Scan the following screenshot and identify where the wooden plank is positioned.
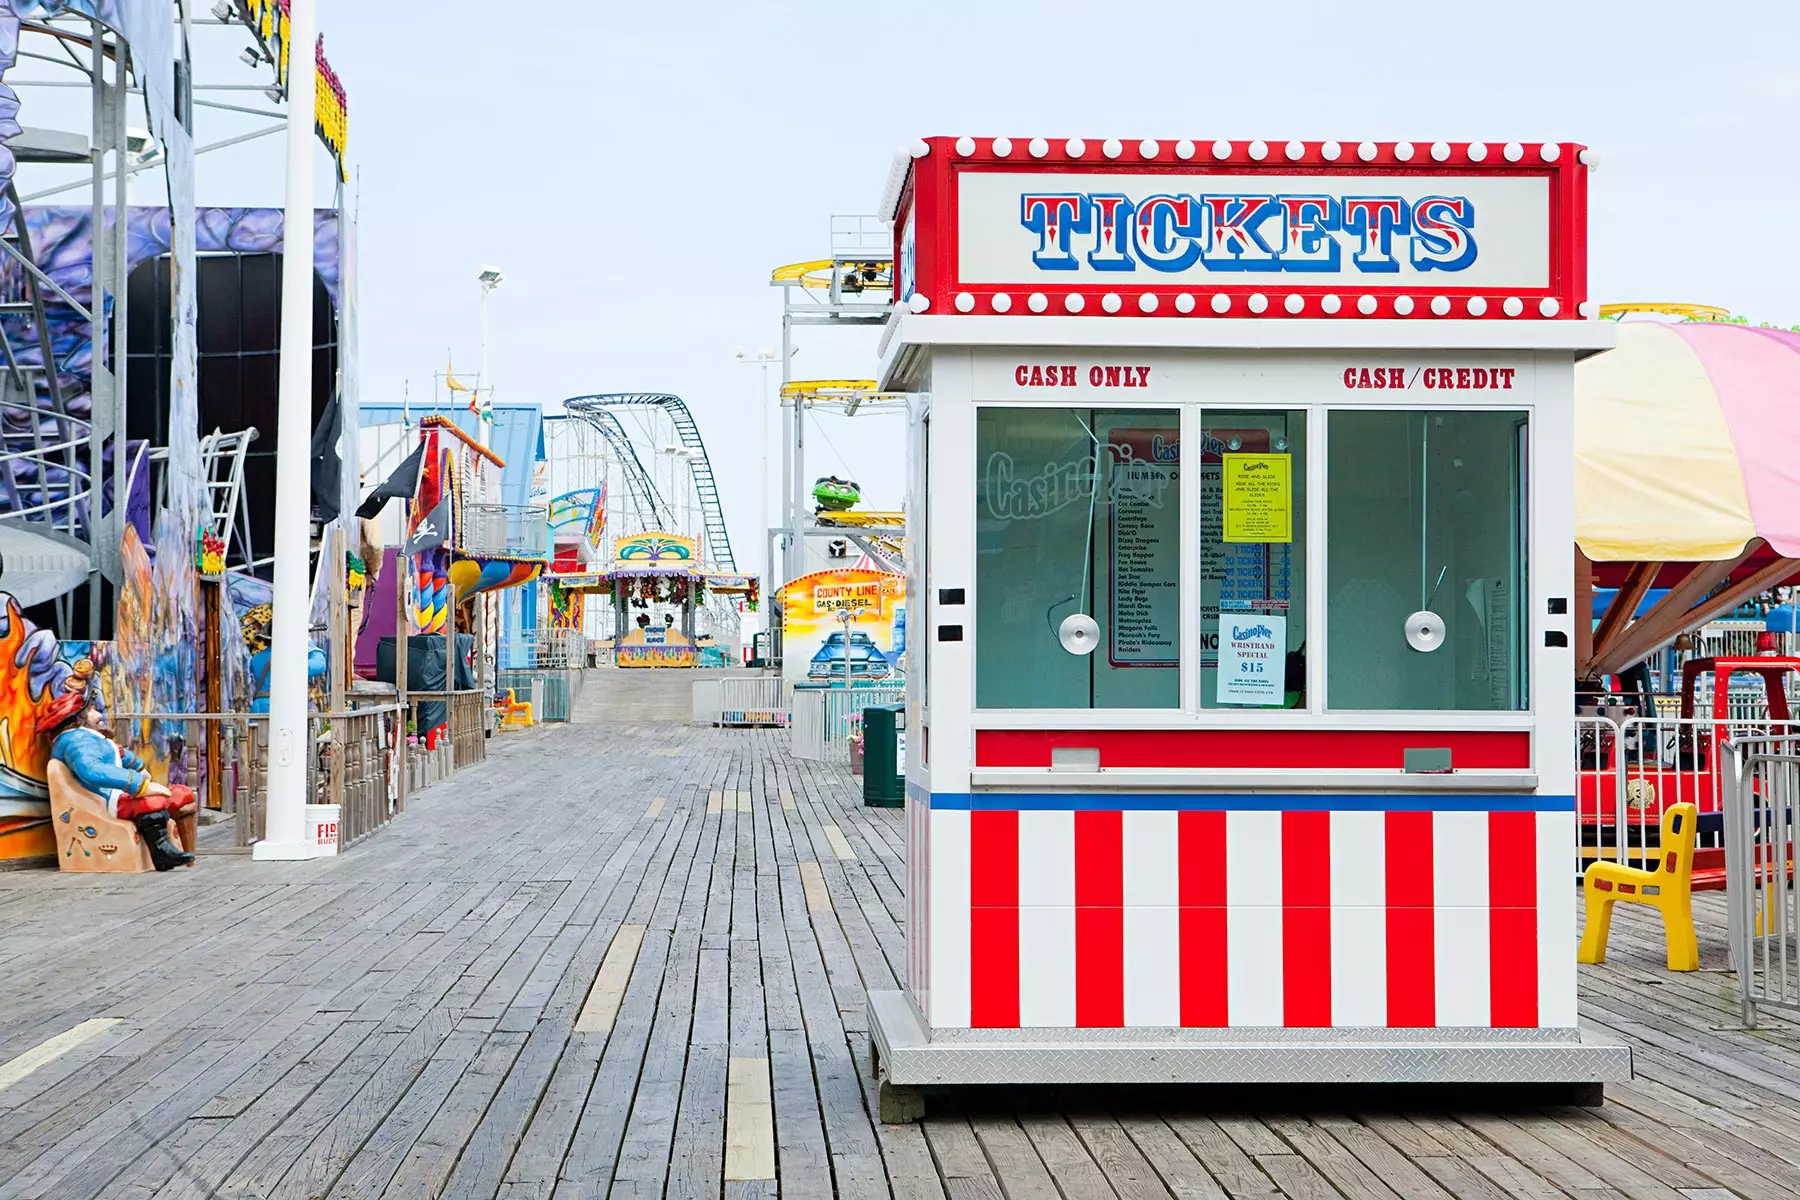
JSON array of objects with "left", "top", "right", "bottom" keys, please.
[
  {"left": 1120, "top": 1116, "right": 1230, "bottom": 1200},
  {"left": 1168, "top": 1116, "right": 1280, "bottom": 1197},
  {"left": 572, "top": 924, "right": 646, "bottom": 1034},
  {"left": 643, "top": 797, "right": 665, "bottom": 819},
  {"left": 1257, "top": 1153, "right": 1354, "bottom": 1200},
  {"left": 970, "top": 1118, "right": 1062, "bottom": 1200},
  {"left": 799, "top": 861, "right": 833, "bottom": 914},
  {"left": 1069, "top": 1114, "right": 1178, "bottom": 1197},
  {"left": 1313, "top": 1119, "right": 1456, "bottom": 1200},
  {"left": 725, "top": 1056, "right": 777, "bottom": 1181},
  {"left": 0, "top": 1019, "right": 122, "bottom": 1092},
  {"left": 1021, "top": 1115, "right": 1118, "bottom": 1200},
  {"left": 708, "top": 789, "right": 723, "bottom": 814},
  {"left": 821, "top": 822, "right": 856, "bottom": 859}
]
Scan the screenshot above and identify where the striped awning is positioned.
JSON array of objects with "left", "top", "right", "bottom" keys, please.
[{"left": 1577, "top": 321, "right": 1800, "bottom": 562}]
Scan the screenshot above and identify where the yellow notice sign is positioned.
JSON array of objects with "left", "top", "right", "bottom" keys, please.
[{"left": 1221, "top": 453, "right": 1292, "bottom": 543}]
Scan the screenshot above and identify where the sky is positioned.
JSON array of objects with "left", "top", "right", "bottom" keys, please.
[{"left": 15, "top": 0, "right": 1800, "bottom": 588}]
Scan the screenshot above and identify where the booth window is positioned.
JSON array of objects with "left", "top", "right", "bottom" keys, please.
[
  {"left": 975, "top": 407, "right": 1180, "bottom": 709},
  {"left": 1326, "top": 410, "right": 1528, "bottom": 711},
  {"left": 1200, "top": 410, "right": 1306, "bottom": 709}
]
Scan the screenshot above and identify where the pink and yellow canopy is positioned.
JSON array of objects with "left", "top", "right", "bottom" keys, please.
[{"left": 1577, "top": 322, "right": 1800, "bottom": 562}]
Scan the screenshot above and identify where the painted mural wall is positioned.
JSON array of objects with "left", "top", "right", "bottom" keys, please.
[{"left": 777, "top": 568, "right": 907, "bottom": 686}]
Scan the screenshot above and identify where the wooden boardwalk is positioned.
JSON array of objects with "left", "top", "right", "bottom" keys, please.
[{"left": 3, "top": 673, "right": 1800, "bottom": 1199}]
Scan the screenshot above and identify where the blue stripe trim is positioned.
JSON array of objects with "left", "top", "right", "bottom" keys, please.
[{"left": 919, "top": 792, "right": 1573, "bottom": 813}]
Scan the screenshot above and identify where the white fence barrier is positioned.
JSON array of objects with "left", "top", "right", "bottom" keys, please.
[
  {"left": 793, "top": 690, "right": 826, "bottom": 760},
  {"left": 793, "top": 686, "right": 906, "bottom": 763},
  {"left": 722, "top": 676, "right": 789, "bottom": 714},
  {"left": 692, "top": 675, "right": 790, "bottom": 725}
]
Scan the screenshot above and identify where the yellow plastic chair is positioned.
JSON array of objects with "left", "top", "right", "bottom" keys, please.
[
  {"left": 495, "top": 689, "right": 533, "bottom": 730},
  {"left": 1577, "top": 802, "right": 1698, "bottom": 971}
]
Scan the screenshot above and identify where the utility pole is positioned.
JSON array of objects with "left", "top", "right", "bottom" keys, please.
[
  {"left": 255, "top": 0, "right": 318, "bottom": 860},
  {"left": 476, "top": 265, "right": 503, "bottom": 448}
]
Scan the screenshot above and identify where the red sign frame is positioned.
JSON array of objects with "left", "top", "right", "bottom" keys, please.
[{"left": 890, "top": 137, "right": 1589, "bottom": 321}]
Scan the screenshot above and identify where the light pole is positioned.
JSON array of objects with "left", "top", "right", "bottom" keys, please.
[
  {"left": 839, "top": 605, "right": 867, "bottom": 690},
  {"left": 732, "top": 346, "right": 776, "bottom": 618},
  {"left": 476, "top": 265, "right": 504, "bottom": 448},
  {"left": 657, "top": 445, "right": 697, "bottom": 548},
  {"left": 255, "top": 0, "right": 318, "bottom": 860}
]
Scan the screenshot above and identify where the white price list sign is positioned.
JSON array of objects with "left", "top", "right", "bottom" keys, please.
[{"left": 1216, "top": 613, "right": 1287, "bottom": 706}]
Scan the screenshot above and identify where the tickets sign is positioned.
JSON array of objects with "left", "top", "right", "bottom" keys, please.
[{"left": 887, "top": 137, "right": 1588, "bottom": 320}]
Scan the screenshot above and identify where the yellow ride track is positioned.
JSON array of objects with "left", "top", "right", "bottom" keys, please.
[
  {"left": 780, "top": 380, "right": 907, "bottom": 413},
  {"left": 815, "top": 510, "right": 904, "bottom": 528},
  {"left": 771, "top": 259, "right": 893, "bottom": 291}
]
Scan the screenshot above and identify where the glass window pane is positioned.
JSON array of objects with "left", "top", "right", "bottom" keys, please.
[
  {"left": 976, "top": 407, "right": 1180, "bottom": 709},
  {"left": 1201, "top": 411, "right": 1306, "bottom": 709},
  {"left": 1327, "top": 410, "right": 1528, "bottom": 711}
]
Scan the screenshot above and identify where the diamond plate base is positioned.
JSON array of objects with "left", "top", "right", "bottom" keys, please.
[{"left": 868, "top": 991, "right": 1633, "bottom": 1087}]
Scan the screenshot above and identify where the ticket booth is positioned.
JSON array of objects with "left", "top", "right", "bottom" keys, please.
[{"left": 870, "top": 135, "right": 1631, "bottom": 1114}]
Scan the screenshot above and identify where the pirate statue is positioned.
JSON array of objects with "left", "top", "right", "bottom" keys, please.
[{"left": 39, "top": 663, "right": 195, "bottom": 870}]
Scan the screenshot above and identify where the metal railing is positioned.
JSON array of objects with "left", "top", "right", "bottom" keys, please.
[
  {"left": 461, "top": 503, "right": 549, "bottom": 558},
  {"left": 408, "top": 690, "right": 488, "bottom": 770},
  {"left": 1723, "top": 734, "right": 1800, "bottom": 1026},
  {"left": 721, "top": 675, "right": 789, "bottom": 713},
  {"left": 1576, "top": 712, "right": 1800, "bottom": 878},
  {"left": 793, "top": 684, "right": 904, "bottom": 761},
  {"left": 499, "top": 628, "right": 588, "bottom": 671},
  {"left": 113, "top": 703, "right": 404, "bottom": 850},
  {"left": 112, "top": 711, "right": 260, "bottom": 847}
]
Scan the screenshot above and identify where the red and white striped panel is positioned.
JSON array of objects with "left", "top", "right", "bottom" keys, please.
[{"left": 923, "top": 807, "right": 1575, "bottom": 1031}]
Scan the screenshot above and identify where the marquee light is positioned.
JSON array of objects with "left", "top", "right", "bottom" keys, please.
[{"left": 238, "top": 0, "right": 348, "bottom": 181}]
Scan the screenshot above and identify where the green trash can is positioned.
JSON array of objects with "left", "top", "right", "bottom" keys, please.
[{"left": 861, "top": 703, "right": 905, "bottom": 807}]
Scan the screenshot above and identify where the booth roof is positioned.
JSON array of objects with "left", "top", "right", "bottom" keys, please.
[{"left": 1578, "top": 322, "right": 1800, "bottom": 563}]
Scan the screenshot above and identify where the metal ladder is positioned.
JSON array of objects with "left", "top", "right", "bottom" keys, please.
[{"left": 198, "top": 426, "right": 261, "bottom": 571}]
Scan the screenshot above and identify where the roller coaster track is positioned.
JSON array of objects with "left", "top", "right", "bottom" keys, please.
[{"left": 560, "top": 394, "right": 736, "bottom": 573}]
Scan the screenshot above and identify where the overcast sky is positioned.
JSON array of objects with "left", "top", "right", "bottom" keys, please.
[{"left": 19, "top": 0, "right": 1799, "bottom": 583}]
